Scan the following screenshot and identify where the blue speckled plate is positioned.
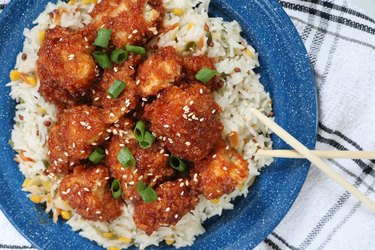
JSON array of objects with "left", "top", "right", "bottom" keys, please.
[{"left": 0, "top": 0, "right": 317, "bottom": 249}]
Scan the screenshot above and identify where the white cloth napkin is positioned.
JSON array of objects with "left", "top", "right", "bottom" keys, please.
[{"left": 1, "top": 0, "right": 375, "bottom": 249}]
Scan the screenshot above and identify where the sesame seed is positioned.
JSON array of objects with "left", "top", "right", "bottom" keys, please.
[
  {"left": 199, "top": 89, "right": 203, "bottom": 94},
  {"left": 136, "top": 80, "right": 140, "bottom": 85},
  {"left": 163, "top": 124, "right": 169, "bottom": 128},
  {"left": 180, "top": 191, "right": 184, "bottom": 196},
  {"left": 174, "top": 214, "right": 179, "bottom": 219},
  {"left": 185, "top": 141, "right": 191, "bottom": 146},
  {"left": 165, "top": 207, "right": 171, "bottom": 212},
  {"left": 114, "top": 67, "right": 118, "bottom": 72},
  {"left": 223, "top": 166, "right": 228, "bottom": 171},
  {"left": 180, "top": 183, "right": 184, "bottom": 187},
  {"left": 86, "top": 207, "right": 89, "bottom": 212},
  {"left": 121, "top": 107, "right": 126, "bottom": 111},
  {"left": 96, "top": 211, "right": 101, "bottom": 214},
  {"left": 212, "top": 109, "right": 216, "bottom": 114},
  {"left": 78, "top": 191, "right": 81, "bottom": 196},
  {"left": 128, "top": 34, "right": 133, "bottom": 39},
  {"left": 176, "top": 133, "right": 181, "bottom": 137},
  {"left": 105, "top": 177, "right": 110, "bottom": 180},
  {"left": 69, "top": 162, "right": 74, "bottom": 166},
  {"left": 58, "top": 158, "right": 63, "bottom": 162},
  {"left": 72, "top": 142, "right": 75, "bottom": 148},
  {"left": 64, "top": 152, "right": 69, "bottom": 157},
  {"left": 132, "top": 29, "right": 138, "bottom": 34},
  {"left": 105, "top": 149, "right": 109, "bottom": 155},
  {"left": 164, "top": 153, "right": 169, "bottom": 157},
  {"left": 225, "top": 146, "right": 230, "bottom": 150},
  {"left": 212, "top": 154, "right": 217, "bottom": 159},
  {"left": 84, "top": 188, "right": 89, "bottom": 192},
  {"left": 109, "top": 113, "right": 115, "bottom": 117},
  {"left": 129, "top": 181, "right": 135, "bottom": 185},
  {"left": 185, "top": 180, "right": 189, "bottom": 186},
  {"left": 91, "top": 142, "right": 97, "bottom": 146},
  {"left": 96, "top": 169, "right": 100, "bottom": 173},
  {"left": 189, "top": 100, "right": 194, "bottom": 105}
]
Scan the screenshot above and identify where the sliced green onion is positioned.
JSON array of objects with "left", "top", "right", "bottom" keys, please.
[
  {"left": 125, "top": 44, "right": 146, "bottom": 56},
  {"left": 195, "top": 67, "right": 217, "bottom": 84},
  {"left": 139, "top": 131, "right": 155, "bottom": 149},
  {"left": 107, "top": 80, "right": 126, "bottom": 98},
  {"left": 42, "top": 159, "right": 50, "bottom": 168},
  {"left": 169, "top": 155, "right": 187, "bottom": 172},
  {"left": 111, "top": 179, "right": 122, "bottom": 199},
  {"left": 94, "top": 28, "right": 112, "bottom": 48},
  {"left": 111, "top": 49, "right": 128, "bottom": 64},
  {"left": 88, "top": 148, "right": 105, "bottom": 164},
  {"left": 136, "top": 180, "right": 158, "bottom": 203},
  {"left": 8, "top": 140, "right": 14, "bottom": 148},
  {"left": 117, "top": 148, "right": 136, "bottom": 168},
  {"left": 134, "top": 120, "right": 146, "bottom": 142},
  {"left": 92, "top": 51, "right": 112, "bottom": 69}
]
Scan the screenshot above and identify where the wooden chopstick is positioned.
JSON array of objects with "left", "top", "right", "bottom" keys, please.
[
  {"left": 257, "top": 149, "right": 375, "bottom": 159},
  {"left": 250, "top": 108, "right": 375, "bottom": 213}
]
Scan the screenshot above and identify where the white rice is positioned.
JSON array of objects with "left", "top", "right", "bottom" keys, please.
[{"left": 8, "top": 0, "right": 273, "bottom": 249}]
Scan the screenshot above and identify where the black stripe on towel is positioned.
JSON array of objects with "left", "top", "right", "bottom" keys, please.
[
  {"left": 280, "top": 1, "right": 375, "bottom": 35},
  {"left": 298, "top": 0, "right": 375, "bottom": 24},
  {"left": 264, "top": 238, "right": 283, "bottom": 250},
  {"left": 0, "top": 4, "right": 6, "bottom": 10},
  {"left": 289, "top": 16, "right": 375, "bottom": 50}
]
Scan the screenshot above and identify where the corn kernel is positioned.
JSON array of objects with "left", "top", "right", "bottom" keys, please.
[
  {"left": 42, "top": 181, "right": 51, "bottom": 191},
  {"left": 22, "top": 178, "right": 31, "bottom": 188},
  {"left": 82, "top": 0, "right": 97, "bottom": 4},
  {"left": 108, "top": 247, "right": 121, "bottom": 250},
  {"left": 102, "top": 232, "right": 114, "bottom": 239},
  {"left": 210, "top": 199, "right": 220, "bottom": 204},
  {"left": 39, "top": 30, "right": 46, "bottom": 44},
  {"left": 30, "top": 195, "right": 42, "bottom": 203},
  {"left": 10, "top": 70, "right": 21, "bottom": 81},
  {"left": 187, "top": 23, "right": 194, "bottom": 30},
  {"left": 118, "top": 237, "right": 132, "bottom": 243},
  {"left": 61, "top": 210, "right": 71, "bottom": 220},
  {"left": 67, "top": 0, "right": 75, "bottom": 5},
  {"left": 165, "top": 238, "right": 175, "bottom": 245},
  {"left": 245, "top": 49, "right": 254, "bottom": 59},
  {"left": 26, "top": 76, "right": 37, "bottom": 87},
  {"left": 38, "top": 105, "right": 47, "bottom": 116},
  {"left": 172, "top": 8, "right": 184, "bottom": 16}
]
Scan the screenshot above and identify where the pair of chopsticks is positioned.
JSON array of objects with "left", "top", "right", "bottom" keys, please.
[{"left": 251, "top": 108, "right": 375, "bottom": 212}]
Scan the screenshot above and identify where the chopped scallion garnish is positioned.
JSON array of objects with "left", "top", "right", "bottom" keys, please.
[
  {"left": 117, "top": 148, "right": 136, "bottom": 168},
  {"left": 125, "top": 44, "right": 146, "bottom": 56},
  {"left": 108, "top": 80, "right": 126, "bottom": 98},
  {"left": 92, "top": 51, "right": 112, "bottom": 69},
  {"left": 111, "top": 49, "right": 128, "bottom": 64},
  {"left": 94, "top": 28, "right": 112, "bottom": 48},
  {"left": 111, "top": 179, "right": 122, "bottom": 199},
  {"left": 169, "top": 155, "right": 187, "bottom": 172},
  {"left": 136, "top": 180, "right": 158, "bottom": 203},
  {"left": 195, "top": 67, "right": 217, "bottom": 84},
  {"left": 134, "top": 120, "right": 146, "bottom": 142},
  {"left": 88, "top": 148, "right": 105, "bottom": 164},
  {"left": 139, "top": 131, "right": 155, "bottom": 149}
]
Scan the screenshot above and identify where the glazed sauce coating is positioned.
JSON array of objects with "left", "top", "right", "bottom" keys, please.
[
  {"left": 48, "top": 105, "right": 109, "bottom": 174},
  {"left": 137, "top": 47, "right": 183, "bottom": 97},
  {"left": 133, "top": 179, "right": 199, "bottom": 235},
  {"left": 105, "top": 119, "right": 175, "bottom": 204},
  {"left": 144, "top": 84, "right": 223, "bottom": 162},
  {"left": 89, "top": 0, "right": 163, "bottom": 47},
  {"left": 194, "top": 140, "right": 249, "bottom": 199},
  {"left": 37, "top": 26, "right": 96, "bottom": 107},
  {"left": 59, "top": 165, "right": 123, "bottom": 221},
  {"left": 91, "top": 56, "right": 140, "bottom": 124}
]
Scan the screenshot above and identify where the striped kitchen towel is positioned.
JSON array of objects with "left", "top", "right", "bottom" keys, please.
[{"left": 1, "top": 0, "right": 375, "bottom": 249}]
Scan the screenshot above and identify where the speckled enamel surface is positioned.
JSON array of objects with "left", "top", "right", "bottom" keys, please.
[{"left": 0, "top": 0, "right": 317, "bottom": 249}]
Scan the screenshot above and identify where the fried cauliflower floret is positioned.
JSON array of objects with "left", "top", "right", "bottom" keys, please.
[
  {"left": 48, "top": 105, "right": 109, "bottom": 174},
  {"left": 59, "top": 165, "right": 123, "bottom": 221},
  {"left": 89, "top": 0, "right": 163, "bottom": 47},
  {"left": 133, "top": 179, "right": 198, "bottom": 235},
  {"left": 195, "top": 140, "right": 249, "bottom": 199},
  {"left": 91, "top": 56, "right": 139, "bottom": 124},
  {"left": 37, "top": 26, "right": 96, "bottom": 107},
  {"left": 137, "top": 47, "right": 183, "bottom": 97},
  {"left": 143, "top": 84, "right": 223, "bottom": 162},
  {"left": 105, "top": 119, "right": 174, "bottom": 204}
]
